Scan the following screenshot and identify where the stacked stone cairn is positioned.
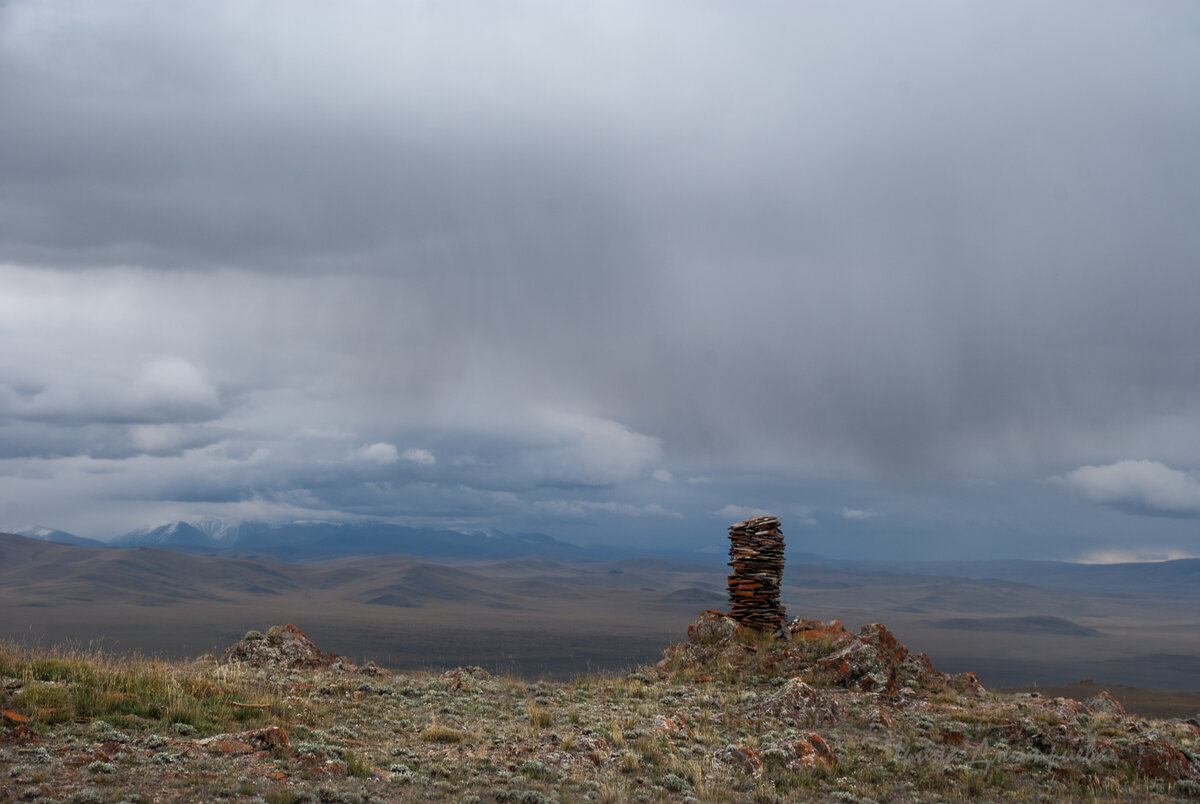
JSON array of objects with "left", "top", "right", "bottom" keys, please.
[{"left": 727, "top": 515, "right": 786, "bottom": 630}]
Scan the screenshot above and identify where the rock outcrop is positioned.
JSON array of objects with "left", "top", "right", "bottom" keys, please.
[
  {"left": 216, "top": 628, "right": 384, "bottom": 676},
  {"left": 660, "top": 610, "right": 984, "bottom": 696},
  {"left": 1085, "top": 690, "right": 1127, "bottom": 717},
  {"left": 222, "top": 624, "right": 337, "bottom": 670},
  {"left": 809, "top": 621, "right": 982, "bottom": 695},
  {"left": 219, "top": 624, "right": 382, "bottom": 675}
]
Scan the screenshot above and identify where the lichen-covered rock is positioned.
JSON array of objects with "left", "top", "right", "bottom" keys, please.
[
  {"left": 1085, "top": 691, "right": 1127, "bottom": 718},
  {"left": 1043, "top": 696, "right": 1091, "bottom": 720},
  {"left": 1133, "top": 739, "right": 1200, "bottom": 781},
  {"left": 765, "top": 733, "right": 838, "bottom": 771},
  {"left": 810, "top": 622, "right": 964, "bottom": 694},
  {"left": 443, "top": 666, "right": 493, "bottom": 690},
  {"left": 812, "top": 632, "right": 894, "bottom": 692},
  {"left": 198, "top": 726, "right": 290, "bottom": 756},
  {"left": 660, "top": 612, "right": 983, "bottom": 695},
  {"left": 760, "top": 679, "right": 844, "bottom": 726},
  {"left": 788, "top": 618, "right": 851, "bottom": 643},
  {"left": 1, "top": 709, "right": 29, "bottom": 725},
  {"left": 654, "top": 709, "right": 695, "bottom": 739},
  {"left": 688, "top": 610, "right": 739, "bottom": 645},
  {"left": 657, "top": 610, "right": 752, "bottom": 675},
  {"left": 951, "top": 670, "right": 986, "bottom": 695},
  {"left": 222, "top": 624, "right": 338, "bottom": 670}
]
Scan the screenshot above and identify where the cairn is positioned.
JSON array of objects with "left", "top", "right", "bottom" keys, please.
[{"left": 727, "top": 515, "right": 786, "bottom": 630}]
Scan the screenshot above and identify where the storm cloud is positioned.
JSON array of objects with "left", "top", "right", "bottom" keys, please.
[{"left": 2, "top": 1, "right": 1200, "bottom": 558}]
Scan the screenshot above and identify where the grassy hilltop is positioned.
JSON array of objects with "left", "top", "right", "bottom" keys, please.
[{"left": 3, "top": 616, "right": 1200, "bottom": 803}]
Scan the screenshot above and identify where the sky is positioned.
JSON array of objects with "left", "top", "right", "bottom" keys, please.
[{"left": 2, "top": 1, "right": 1200, "bottom": 561}]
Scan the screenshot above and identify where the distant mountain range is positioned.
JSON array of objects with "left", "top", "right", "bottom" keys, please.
[
  {"left": 13, "top": 521, "right": 1200, "bottom": 599},
  {"left": 14, "top": 525, "right": 108, "bottom": 549},
  {"left": 15, "top": 520, "right": 587, "bottom": 561},
  {"left": 132, "top": 520, "right": 594, "bottom": 560}
]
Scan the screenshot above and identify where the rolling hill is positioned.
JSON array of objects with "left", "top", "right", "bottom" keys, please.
[{"left": 4, "top": 531, "right": 1200, "bottom": 689}]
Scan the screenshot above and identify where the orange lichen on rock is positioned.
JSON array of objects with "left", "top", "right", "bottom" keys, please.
[
  {"left": 789, "top": 618, "right": 850, "bottom": 641},
  {"left": 1136, "top": 740, "right": 1198, "bottom": 780},
  {"left": 1, "top": 710, "right": 29, "bottom": 725},
  {"left": 780, "top": 733, "right": 838, "bottom": 771},
  {"left": 654, "top": 709, "right": 695, "bottom": 739},
  {"left": 200, "top": 726, "right": 290, "bottom": 756},
  {"left": 726, "top": 743, "right": 763, "bottom": 776}
]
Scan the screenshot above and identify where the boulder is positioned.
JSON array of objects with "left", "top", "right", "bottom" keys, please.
[
  {"left": 688, "top": 609, "right": 740, "bottom": 645},
  {"left": 1084, "top": 691, "right": 1127, "bottom": 718},
  {"left": 443, "top": 666, "right": 492, "bottom": 690},
  {"left": 199, "top": 726, "right": 290, "bottom": 756},
  {"left": 1, "top": 709, "right": 29, "bottom": 725},
  {"left": 777, "top": 733, "right": 837, "bottom": 771},
  {"left": 1133, "top": 739, "right": 1200, "bottom": 781},
  {"left": 222, "top": 624, "right": 338, "bottom": 670}
]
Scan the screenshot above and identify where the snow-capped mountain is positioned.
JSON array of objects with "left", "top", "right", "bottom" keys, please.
[
  {"left": 185, "top": 517, "right": 251, "bottom": 542},
  {"left": 119, "top": 521, "right": 212, "bottom": 547},
  {"left": 109, "top": 519, "right": 582, "bottom": 560},
  {"left": 8, "top": 519, "right": 586, "bottom": 560},
  {"left": 12, "top": 525, "right": 107, "bottom": 548}
]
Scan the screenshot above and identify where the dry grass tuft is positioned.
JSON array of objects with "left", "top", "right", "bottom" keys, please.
[
  {"left": 0, "top": 639, "right": 279, "bottom": 733},
  {"left": 419, "top": 723, "right": 466, "bottom": 743}
]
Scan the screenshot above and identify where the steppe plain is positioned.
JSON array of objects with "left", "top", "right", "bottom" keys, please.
[{"left": 3, "top": 533, "right": 1200, "bottom": 692}]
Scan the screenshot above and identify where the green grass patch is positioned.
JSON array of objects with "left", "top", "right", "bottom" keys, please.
[{"left": 0, "top": 639, "right": 282, "bottom": 734}]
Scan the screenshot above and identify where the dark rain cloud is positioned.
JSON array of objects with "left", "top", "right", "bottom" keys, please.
[{"left": 2, "top": 1, "right": 1200, "bottom": 556}]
